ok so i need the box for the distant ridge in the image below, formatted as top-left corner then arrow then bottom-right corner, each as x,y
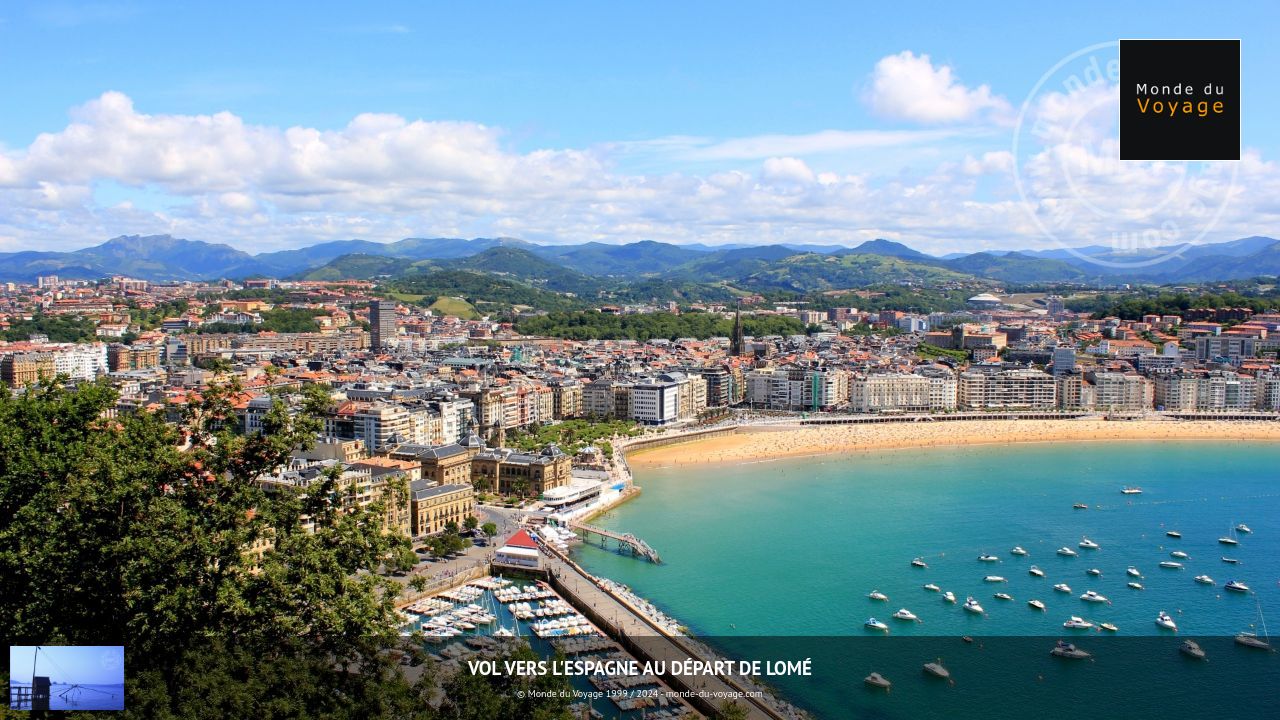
1,233 -> 1276,285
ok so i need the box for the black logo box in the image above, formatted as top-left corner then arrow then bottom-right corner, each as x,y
1120,39 -> 1240,161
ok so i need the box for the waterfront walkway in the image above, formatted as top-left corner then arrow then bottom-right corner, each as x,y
544,553 -> 788,720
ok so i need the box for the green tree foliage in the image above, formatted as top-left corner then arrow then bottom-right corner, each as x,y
192,307 -> 328,334
515,311 -> 805,341
0,379 -> 570,718
127,298 -> 191,331
505,419 -> 639,454
1073,290 -> 1280,319
0,312 -> 98,342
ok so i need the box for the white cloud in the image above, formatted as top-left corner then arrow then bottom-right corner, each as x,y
864,51 -> 1012,125
0,90 -> 1276,256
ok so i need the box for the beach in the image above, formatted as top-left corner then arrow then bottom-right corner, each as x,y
625,419 -> 1280,468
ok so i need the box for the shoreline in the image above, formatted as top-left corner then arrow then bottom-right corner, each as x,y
624,418 -> 1280,469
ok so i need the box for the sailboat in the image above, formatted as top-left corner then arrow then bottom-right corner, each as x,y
1235,599 -> 1273,650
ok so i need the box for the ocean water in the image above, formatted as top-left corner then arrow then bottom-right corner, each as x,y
574,441 -> 1280,719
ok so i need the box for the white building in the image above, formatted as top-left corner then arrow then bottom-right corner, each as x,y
631,375 -> 681,425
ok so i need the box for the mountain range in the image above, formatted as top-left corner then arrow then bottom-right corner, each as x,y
3,234 -> 1279,290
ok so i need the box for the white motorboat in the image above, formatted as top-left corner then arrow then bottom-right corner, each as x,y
1057,547 -> 1078,557
1170,550 -> 1189,559
1180,640 -> 1206,659
864,617 -> 890,632
1053,583 -> 1072,593
1086,568 -> 1102,577
983,575 -> 1007,583
1063,616 -> 1093,629
1128,582 -> 1144,590
1224,580 -> 1250,593
963,596 -> 984,614
1235,523 -> 1252,534
943,591 -> 957,604
1029,565 -> 1046,577
864,672 -> 892,689
1221,557 -> 1240,564
1126,566 -> 1142,577
994,592 -> 1013,601
911,557 -> 928,568
923,661 -> 950,679
1099,622 -> 1119,633
868,590 -> 889,601
1050,640 -> 1092,659
1011,546 -> 1028,556
1159,561 -> 1183,569
1079,590 -> 1109,603
923,583 -> 940,592
1219,536 -> 1239,546
1121,486 -> 1143,494
892,608 -> 920,622
1028,599 -> 1046,611
1155,611 -> 1178,631
978,554 -> 1000,562
1078,537 -> 1100,550
1166,530 -> 1181,538
1073,503 -> 1088,509
1194,575 -> 1215,585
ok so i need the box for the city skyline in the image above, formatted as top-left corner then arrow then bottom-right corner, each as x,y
2,2 -> 1279,256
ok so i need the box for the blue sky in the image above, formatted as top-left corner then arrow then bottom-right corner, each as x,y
1,1 -> 1277,254
8,645 -> 124,685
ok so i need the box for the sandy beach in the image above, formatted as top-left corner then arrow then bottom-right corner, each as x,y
625,419 -> 1280,468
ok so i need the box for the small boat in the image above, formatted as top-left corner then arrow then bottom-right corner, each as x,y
911,557 -> 928,568
1086,568 -> 1102,577
1028,599 -> 1046,611
994,592 -> 1013,601
983,575 -> 1007,583
1126,566 -> 1142,577
1166,530 -> 1181,538
1128,582 -> 1144,590
923,661 -> 950,679
1029,565 -> 1046,577
978,554 -> 1000,562
1053,583 -> 1072,593
868,590 -> 889,602
1194,575 -> 1215,585
1099,622 -> 1118,632
1156,611 -> 1178,631
1121,486 -> 1143,494
1063,616 -> 1093,629
1078,537 -> 1100,550
961,635 -> 973,644
963,597 -> 984,614
1224,580 -> 1250,593
1011,546 -> 1028,556
892,608 -> 919,622
1170,551 -> 1189,559
1050,640 -> 1092,659
864,672 -> 892,689
864,617 -> 890,632
1073,503 -> 1088,509
1219,536 -> 1239,546
1079,590 -> 1109,603
1180,640 -> 1207,660
1235,633 -> 1272,650
1159,561 -> 1183,569
1057,547 -> 1078,557
923,583 -> 941,592
943,591 -> 957,604
1221,557 -> 1240,564
1235,523 -> 1252,534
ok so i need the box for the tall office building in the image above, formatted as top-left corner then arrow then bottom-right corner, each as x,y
369,300 -> 396,350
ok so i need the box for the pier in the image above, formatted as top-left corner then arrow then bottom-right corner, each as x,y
568,520 -> 662,563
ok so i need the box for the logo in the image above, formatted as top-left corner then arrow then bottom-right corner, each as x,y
1012,41 -> 1239,269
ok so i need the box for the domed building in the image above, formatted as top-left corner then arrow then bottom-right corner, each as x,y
967,293 -> 1003,309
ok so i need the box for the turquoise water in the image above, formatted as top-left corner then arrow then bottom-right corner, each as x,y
574,441 -> 1280,718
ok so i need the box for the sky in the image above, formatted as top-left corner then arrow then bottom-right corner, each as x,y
8,645 -> 125,685
1,1 -> 1279,255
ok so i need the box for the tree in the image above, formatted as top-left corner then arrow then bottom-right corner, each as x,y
444,519 -> 460,535
392,546 -> 419,573
481,522 -> 498,540
717,700 -> 751,720
409,576 -> 428,593
463,515 -> 479,532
